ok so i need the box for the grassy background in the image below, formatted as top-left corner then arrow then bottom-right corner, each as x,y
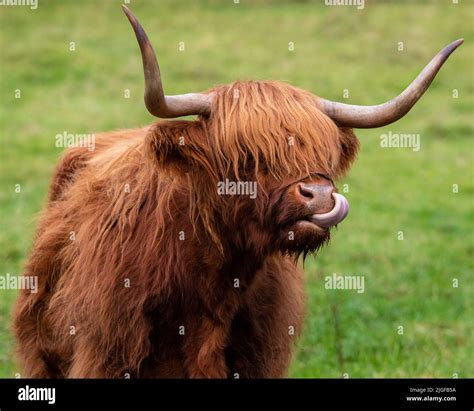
0,0 -> 472,378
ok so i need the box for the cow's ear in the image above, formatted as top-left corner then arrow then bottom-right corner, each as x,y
146,120 -> 206,173
336,127 -> 360,178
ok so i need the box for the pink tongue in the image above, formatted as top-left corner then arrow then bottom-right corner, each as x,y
309,193 -> 349,228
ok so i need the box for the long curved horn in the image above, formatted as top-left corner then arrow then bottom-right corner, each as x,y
318,39 -> 464,128
122,6 -> 212,118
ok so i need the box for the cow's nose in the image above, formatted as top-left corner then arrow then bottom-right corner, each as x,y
295,182 -> 335,213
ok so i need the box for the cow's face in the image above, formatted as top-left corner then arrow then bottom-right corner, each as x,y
206,81 -> 358,255
147,81 -> 359,255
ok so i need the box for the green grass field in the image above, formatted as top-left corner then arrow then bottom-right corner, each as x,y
0,0 -> 472,378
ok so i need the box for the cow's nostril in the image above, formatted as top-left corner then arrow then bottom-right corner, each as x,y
295,182 -> 336,212
297,183 -> 315,200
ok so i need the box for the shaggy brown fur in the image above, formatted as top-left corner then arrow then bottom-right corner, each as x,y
13,81 -> 359,378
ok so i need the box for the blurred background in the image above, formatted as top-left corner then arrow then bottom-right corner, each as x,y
0,0 -> 472,377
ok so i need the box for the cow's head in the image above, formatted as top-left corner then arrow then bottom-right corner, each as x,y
123,6 -> 462,256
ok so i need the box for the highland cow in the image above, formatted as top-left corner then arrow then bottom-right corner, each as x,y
13,7 -> 462,378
